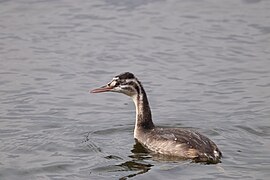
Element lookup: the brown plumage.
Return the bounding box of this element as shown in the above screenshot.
[91,72,222,163]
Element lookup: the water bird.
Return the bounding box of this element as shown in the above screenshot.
[91,72,222,163]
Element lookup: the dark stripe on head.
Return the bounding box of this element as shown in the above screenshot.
[116,72,135,80]
[126,81,141,94]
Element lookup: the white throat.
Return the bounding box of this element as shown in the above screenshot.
[132,94,143,138]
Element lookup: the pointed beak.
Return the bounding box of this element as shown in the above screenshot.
[90,85,114,93]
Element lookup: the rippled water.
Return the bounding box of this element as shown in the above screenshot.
[1,0,270,179]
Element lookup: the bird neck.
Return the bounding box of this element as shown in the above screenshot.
[132,87,155,136]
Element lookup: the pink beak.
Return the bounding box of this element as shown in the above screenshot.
[90,85,114,93]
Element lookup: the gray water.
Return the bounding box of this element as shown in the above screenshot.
[1,0,270,179]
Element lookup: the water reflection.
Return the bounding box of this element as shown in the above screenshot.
[91,140,153,179]
[97,140,192,179]
[117,160,153,180]
[116,141,154,179]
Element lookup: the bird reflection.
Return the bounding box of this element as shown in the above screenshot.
[117,140,153,180]
[107,140,190,179]
[90,140,193,179]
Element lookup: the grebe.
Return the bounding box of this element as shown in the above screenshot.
[91,72,222,163]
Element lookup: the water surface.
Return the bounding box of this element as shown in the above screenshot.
[1,0,270,179]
